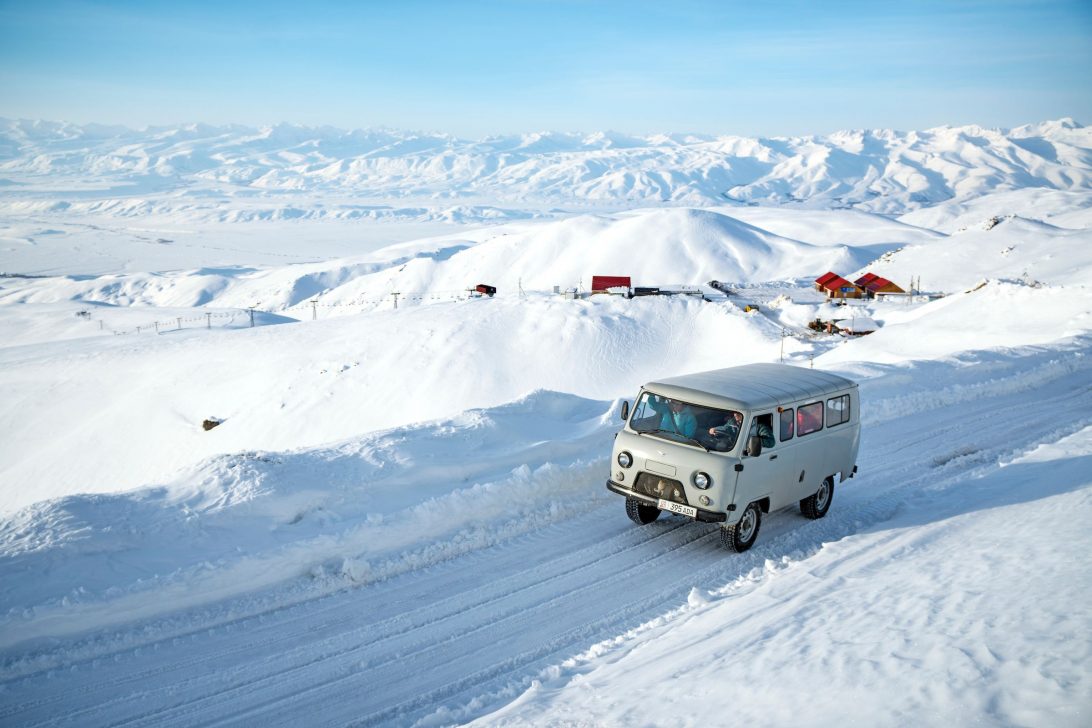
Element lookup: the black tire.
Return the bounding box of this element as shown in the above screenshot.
[800,476,834,519]
[625,497,661,525]
[721,502,761,552]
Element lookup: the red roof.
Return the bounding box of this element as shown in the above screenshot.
[816,273,856,292]
[855,273,898,292]
[855,273,880,286]
[591,275,631,291]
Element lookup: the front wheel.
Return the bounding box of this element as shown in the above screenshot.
[721,502,761,552]
[626,498,661,525]
[800,476,834,519]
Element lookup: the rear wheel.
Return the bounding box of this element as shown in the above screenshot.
[721,502,761,552]
[800,476,834,519]
[625,498,661,525]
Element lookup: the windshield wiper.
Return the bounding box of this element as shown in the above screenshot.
[680,435,711,452]
[633,426,662,434]
[633,427,710,452]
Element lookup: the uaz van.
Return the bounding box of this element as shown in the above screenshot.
[607,363,860,551]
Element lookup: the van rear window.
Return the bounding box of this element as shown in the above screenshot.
[797,402,824,436]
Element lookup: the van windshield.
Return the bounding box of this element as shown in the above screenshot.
[630,392,743,452]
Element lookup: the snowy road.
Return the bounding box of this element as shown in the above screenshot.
[2,349,1090,727]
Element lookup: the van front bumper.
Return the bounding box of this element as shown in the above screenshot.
[606,479,727,523]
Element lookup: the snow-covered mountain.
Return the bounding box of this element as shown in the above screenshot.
[2,118,1089,221]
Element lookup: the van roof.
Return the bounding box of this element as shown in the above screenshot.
[643,363,857,411]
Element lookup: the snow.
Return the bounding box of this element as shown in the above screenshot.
[477,424,1092,728]
[0,117,1090,727]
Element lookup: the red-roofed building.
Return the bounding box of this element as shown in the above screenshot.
[591,276,631,294]
[814,272,863,299]
[854,273,906,298]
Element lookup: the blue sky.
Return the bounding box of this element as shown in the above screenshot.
[1,0,1089,136]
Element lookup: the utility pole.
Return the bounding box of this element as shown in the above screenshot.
[311,299,318,321]
[154,321,159,334]
[206,312,212,329]
[392,292,400,309]
[780,329,788,363]
[176,317,182,330]
[248,308,255,328]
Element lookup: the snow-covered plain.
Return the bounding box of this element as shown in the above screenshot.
[0,119,1090,727]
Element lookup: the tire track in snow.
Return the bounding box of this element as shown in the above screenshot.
[1,511,696,725]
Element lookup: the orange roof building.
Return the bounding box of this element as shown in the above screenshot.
[814,272,863,299]
[855,273,906,297]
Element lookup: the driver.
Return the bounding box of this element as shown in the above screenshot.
[709,411,744,441]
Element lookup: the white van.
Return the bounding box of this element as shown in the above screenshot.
[608,363,860,551]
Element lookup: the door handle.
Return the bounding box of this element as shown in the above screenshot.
[769,454,778,460]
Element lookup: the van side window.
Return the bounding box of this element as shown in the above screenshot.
[747,414,775,450]
[826,394,851,427]
[797,402,824,436]
[780,409,794,441]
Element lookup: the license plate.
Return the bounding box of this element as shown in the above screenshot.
[657,499,697,518]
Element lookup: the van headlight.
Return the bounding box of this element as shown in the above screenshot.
[617,451,633,468]
[693,472,711,489]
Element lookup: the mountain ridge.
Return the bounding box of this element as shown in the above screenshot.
[2,118,1089,218]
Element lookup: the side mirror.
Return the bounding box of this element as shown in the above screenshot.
[746,434,763,457]
[620,401,630,421]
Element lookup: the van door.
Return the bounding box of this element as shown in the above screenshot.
[737,413,798,511]
[792,400,828,500]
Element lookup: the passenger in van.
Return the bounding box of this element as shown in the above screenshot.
[748,415,775,449]
[647,396,698,438]
[664,399,698,438]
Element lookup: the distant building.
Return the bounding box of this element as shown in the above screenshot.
[814,272,863,300]
[591,276,631,294]
[854,273,905,299]
[836,314,879,335]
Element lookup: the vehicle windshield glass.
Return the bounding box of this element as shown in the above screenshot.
[629,392,743,452]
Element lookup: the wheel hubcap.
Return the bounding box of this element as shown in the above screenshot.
[817,481,830,510]
[739,509,756,541]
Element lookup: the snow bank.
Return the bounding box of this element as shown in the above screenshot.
[0,294,787,513]
[0,391,615,649]
[819,281,1092,365]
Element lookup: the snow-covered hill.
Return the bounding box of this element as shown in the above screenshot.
[0,207,934,311]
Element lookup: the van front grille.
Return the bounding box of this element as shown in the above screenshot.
[633,472,689,505]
